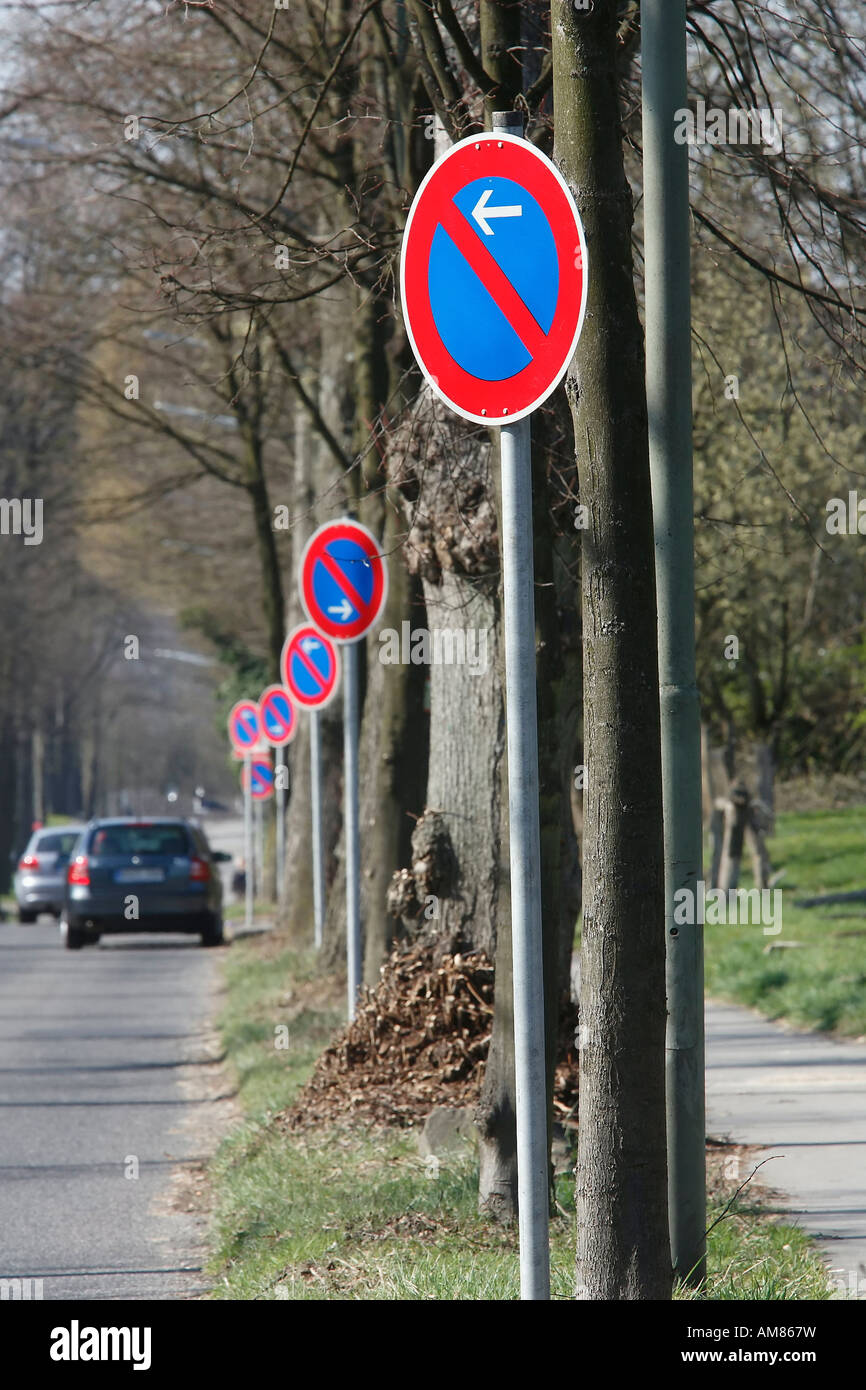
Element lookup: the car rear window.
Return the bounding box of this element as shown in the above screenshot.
[89,824,192,857]
[36,832,80,854]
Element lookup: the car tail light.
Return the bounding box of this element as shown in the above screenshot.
[18,854,39,870]
[189,857,210,882]
[68,855,90,886]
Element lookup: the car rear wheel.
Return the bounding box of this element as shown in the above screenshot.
[200,913,224,947]
[17,909,37,924]
[60,913,87,950]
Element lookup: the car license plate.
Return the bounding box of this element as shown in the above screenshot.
[114,868,165,883]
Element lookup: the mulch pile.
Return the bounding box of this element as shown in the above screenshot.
[283,936,579,1131]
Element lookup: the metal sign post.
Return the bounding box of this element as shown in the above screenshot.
[254,796,264,904]
[500,410,550,1301]
[275,751,286,907]
[243,753,253,930]
[281,625,341,950]
[642,0,706,1285]
[310,709,325,949]
[256,685,296,911]
[229,701,264,931]
[343,640,361,1019]
[399,109,588,1302]
[298,520,388,1018]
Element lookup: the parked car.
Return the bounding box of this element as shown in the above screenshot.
[60,818,231,951]
[14,825,85,922]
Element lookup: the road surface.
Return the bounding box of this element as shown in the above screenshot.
[0,918,228,1300]
[706,1000,866,1297]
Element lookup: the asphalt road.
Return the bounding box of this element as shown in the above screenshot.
[0,918,226,1300]
[706,1000,866,1297]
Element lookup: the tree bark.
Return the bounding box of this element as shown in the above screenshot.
[553,0,671,1299]
[717,784,750,891]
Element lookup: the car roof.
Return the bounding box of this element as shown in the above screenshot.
[86,817,193,826]
[33,824,85,836]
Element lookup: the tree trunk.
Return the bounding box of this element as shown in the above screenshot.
[755,739,776,835]
[360,507,429,985]
[387,394,513,1210]
[553,0,671,1300]
[702,724,726,888]
[717,785,750,891]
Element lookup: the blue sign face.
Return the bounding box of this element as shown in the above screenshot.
[262,694,287,738]
[299,521,388,644]
[249,761,273,799]
[400,132,588,424]
[231,703,260,750]
[261,690,294,743]
[311,537,375,626]
[282,624,340,709]
[289,637,332,699]
[429,176,558,381]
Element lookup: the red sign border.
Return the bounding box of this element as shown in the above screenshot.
[257,684,297,747]
[281,624,341,710]
[400,132,589,425]
[243,756,274,801]
[298,520,388,643]
[227,699,263,756]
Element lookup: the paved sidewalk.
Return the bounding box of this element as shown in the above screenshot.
[705,1000,866,1297]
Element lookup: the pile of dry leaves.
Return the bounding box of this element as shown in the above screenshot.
[283,935,579,1131]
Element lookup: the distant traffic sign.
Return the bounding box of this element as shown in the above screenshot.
[299,520,388,643]
[228,699,263,756]
[243,758,274,801]
[258,685,297,747]
[400,132,588,424]
[281,625,341,709]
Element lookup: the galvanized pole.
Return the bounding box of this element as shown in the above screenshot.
[243,754,253,930]
[494,101,549,1305]
[641,0,707,1285]
[254,796,264,906]
[275,750,286,908]
[343,640,361,1020]
[310,710,325,949]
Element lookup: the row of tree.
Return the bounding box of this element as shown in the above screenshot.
[2,0,865,1296]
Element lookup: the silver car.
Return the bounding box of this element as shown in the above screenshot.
[14,825,85,922]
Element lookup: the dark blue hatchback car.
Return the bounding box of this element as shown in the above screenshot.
[60,818,230,950]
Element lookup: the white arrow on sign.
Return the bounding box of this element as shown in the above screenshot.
[472,188,522,237]
[327,598,353,620]
[301,637,321,653]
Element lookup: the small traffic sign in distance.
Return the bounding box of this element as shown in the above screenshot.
[243,758,274,801]
[228,699,263,756]
[281,624,341,709]
[400,132,589,425]
[299,520,388,643]
[258,685,297,747]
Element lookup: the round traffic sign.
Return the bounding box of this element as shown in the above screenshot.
[242,758,274,801]
[299,520,388,643]
[400,132,588,425]
[258,685,297,747]
[281,625,341,709]
[228,699,263,756]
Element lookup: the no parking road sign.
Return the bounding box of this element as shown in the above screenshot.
[281,625,340,709]
[258,685,297,747]
[228,699,263,756]
[242,758,274,801]
[400,132,588,425]
[299,520,388,643]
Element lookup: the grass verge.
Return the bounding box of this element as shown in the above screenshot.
[704,805,866,1035]
[206,927,834,1300]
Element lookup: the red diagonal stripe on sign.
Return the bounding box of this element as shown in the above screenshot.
[293,644,327,690]
[435,200,548,361]
[317,548,369,616]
